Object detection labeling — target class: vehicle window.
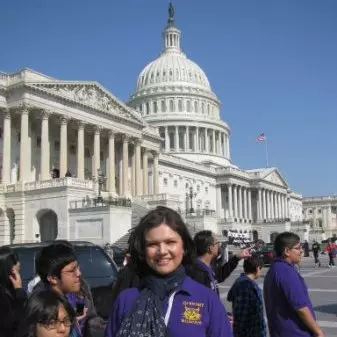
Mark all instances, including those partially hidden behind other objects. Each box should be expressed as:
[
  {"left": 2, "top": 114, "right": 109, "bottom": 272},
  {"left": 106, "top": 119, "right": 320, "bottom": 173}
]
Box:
[
  {"left": 14, "top": 248, "right": 40, "bottom": 282},
  {"left": 75, "top": 246, "right": 117, "bottom": 279},
  {"left": 263, "top": 244, "right": 274, "bottom": 252}
]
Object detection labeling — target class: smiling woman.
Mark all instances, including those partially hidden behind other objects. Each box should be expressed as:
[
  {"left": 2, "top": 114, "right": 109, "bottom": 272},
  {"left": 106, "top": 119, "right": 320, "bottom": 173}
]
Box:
[{"left": 104, "top": 206, "right": 232, "bottom": 337}]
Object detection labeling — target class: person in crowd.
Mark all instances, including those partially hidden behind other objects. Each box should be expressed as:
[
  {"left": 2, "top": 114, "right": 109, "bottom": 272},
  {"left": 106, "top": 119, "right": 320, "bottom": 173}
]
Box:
[
  {"left": 227, "top": 254, "right": 266, "bottom": 337},
  {"left": 326, "top": 239, "right": 336, "bottom": 268},
  {"left": 33, "top": 242, "right": 87, "bottom": 336},
  {"left": 264, "top": 232, "right": 324, "bottom": 337},
  {"left": 312, "top": 240, "right": 321, "bottom": 268},
  {"left": 0, "top": 246, "right": 27, "bottom": 337},
  {"left": 21, "top": 290, "right": 76, "bottom": 337},
  {"left": 104, "top": 206, "right": 232, "bottom": 337},
  {"left": 303, "top": 240, "right": 310, "bottom": 257},
  {"left": 28, "top": 253, "right": 41, "bottom": 294},
  {"left": 193, "top": 230, "right": 250, "bottom": 295}
]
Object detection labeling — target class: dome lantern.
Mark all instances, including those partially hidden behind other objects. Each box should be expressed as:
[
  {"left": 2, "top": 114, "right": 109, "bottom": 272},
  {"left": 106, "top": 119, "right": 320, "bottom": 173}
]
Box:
[{"left": 162, "top": 2, "right": 181, "bottom": 53}]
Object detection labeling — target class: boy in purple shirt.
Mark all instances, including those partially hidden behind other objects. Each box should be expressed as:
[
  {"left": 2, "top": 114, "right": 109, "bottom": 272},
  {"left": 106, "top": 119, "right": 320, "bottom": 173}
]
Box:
[{"left": 263, "top": 232, "right": 324, "bottom": 337}]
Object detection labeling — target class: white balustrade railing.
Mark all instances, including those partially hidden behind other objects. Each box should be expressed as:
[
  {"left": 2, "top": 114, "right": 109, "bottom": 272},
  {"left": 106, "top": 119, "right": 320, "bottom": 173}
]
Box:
[
  {"left": 140, "top": 193, "right": 181, "bottom": 202},
  {"left": 25, "top": 177, "right": 94, "bottom": 191},
  {"left": 0, "top": 178, "right": 94, "bottom": 193}
]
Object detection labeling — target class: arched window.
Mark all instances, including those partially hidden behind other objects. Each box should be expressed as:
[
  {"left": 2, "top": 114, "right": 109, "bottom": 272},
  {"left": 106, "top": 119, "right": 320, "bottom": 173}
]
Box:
[
  {"left": 153, "top": 101, "right": 158, "bottom": 113},
  {"left": 186, "top": 100, "right": 191, "bottom": 112},
  {"left": 146, "top": 102, "right": 150, "bottom": 115},
  {"left": 201, "top": 102, "right": 205, "bottom": 114},
  {"left": 178, "top": 99, "right": 183, "bottom": 112},
  {"left": 169, "top": 100, "right": 174, "bottom": 112},
  {"left": 169, "top": 132, "right": 174, "bottom": 149},
  {"left": 194, "top": 101, "right": 198, "bottom": 113},
  {"left": 161, "top": 100, "right": 166, "bottom": 113}
]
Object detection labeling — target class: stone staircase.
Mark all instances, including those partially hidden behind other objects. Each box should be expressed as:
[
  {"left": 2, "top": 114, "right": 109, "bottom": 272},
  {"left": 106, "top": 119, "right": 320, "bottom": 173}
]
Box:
[{"left": 113, "top": 201, "right": 149, "bottom": 249}]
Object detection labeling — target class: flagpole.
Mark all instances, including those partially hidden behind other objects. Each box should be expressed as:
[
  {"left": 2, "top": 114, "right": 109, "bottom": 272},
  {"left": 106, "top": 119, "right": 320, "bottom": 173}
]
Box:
[{"left": 265, "top": 138, "right": 269, "bottom": 168}]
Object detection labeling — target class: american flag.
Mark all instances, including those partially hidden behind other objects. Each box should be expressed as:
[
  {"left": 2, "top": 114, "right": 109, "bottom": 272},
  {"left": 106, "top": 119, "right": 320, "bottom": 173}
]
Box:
[{"left": 256, "top": 133, "right": 266, "bottom": 142}]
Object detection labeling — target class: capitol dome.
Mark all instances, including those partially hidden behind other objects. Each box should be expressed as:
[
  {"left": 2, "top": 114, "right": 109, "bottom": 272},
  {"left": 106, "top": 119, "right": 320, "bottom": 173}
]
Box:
[
  {"left": 136, "top": 43, "right": 211, "bottom": 91},
  {"left": 128, "top": 3, "right": 231, "bottom": 166}
]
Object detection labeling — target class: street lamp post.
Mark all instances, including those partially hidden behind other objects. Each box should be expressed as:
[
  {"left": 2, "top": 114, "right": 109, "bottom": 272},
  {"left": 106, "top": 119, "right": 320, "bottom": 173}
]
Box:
[
  {"left": 97, "top": 168, "right": 106, "bottom": 203},
  {"left": 186, "top": 186, "right": 196, "bottom": 214}
]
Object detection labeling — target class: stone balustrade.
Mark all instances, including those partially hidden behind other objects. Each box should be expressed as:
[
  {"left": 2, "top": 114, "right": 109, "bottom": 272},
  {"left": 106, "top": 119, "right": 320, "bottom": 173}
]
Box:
[{"left": 0, "top": 177, "right": 94, "bottom": 193}]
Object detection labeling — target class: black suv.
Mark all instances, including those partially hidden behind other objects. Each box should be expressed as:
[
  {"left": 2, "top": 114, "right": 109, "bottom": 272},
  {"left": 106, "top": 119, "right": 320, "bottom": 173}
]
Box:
[{"left": 4, "top": 241, "right": 118, "bottom": 290}]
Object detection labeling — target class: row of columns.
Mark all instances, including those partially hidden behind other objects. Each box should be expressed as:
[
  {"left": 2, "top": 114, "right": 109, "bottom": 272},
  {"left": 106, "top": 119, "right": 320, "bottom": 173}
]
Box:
[
  {"left": 162, "top": 125, "right": 230, "bottom": 157},
  {"left": 216, "top": 184, "right": 289, "bottom": 221},
  {"left": 309, "top": 206, "right": 332, "bottom": 228},
  {"left": 256, "top": 188, "right": 289, "bottom": 221},
  {"left": 1, "top": 108, "right": 160, "bottom": 197}
]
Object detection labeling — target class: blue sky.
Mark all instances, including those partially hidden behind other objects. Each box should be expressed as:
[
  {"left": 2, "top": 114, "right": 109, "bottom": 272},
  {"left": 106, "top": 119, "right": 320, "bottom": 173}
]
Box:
[{"left": 1, "top": 0, "right": 337, "bottom": 196}]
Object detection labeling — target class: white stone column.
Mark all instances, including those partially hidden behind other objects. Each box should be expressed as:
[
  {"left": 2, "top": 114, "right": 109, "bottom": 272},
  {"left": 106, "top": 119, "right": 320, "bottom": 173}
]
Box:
[
  {"left": 277, "top": 193, "right": 282, "bottom": 219},
  {"left": 77, "top": 122, "right": 85, "bottom": 180},
  {"left": 327, "top": 206, "right": 332, "bottom": 228},
  {"left": 122, "top": 135, "right": 129, "bottom": 197},
  {"left": 153, "top": 151, "right": 159, "bottom": 195},
  {"left": 226, "top": 134, "right": 230, "bottom": 158},
  {"left": 262, "top": 189, "right": 267, "bottom": 220},
  {"left": 216, "top": 185, "right": 222, "bottom": 218},
  {"left": 270, "top": 191, "right": 275, "bottom": 219},
  {"left": 92, "top": 127, "right": 101, "bottom": 180},
  {"left": 238, "top": 186, "right": 243, "bottom": 219},
  {"left": 322, "top": 207, "right": 327, "bottom": 228},
  {"left": 258, "top": 189, "right": 262, "bottom": 221},
  {"left": 2, "top": 110, "right": 11, "bottom": 184},
  {"left": 195, "top": 127, "right": 199, "bottom": 152},
  {"left": 131, "top": 145, "right": 136, "bottom": 196},
  {"left": 282, "top": 195, "right": 286, "bottom": 218},
  {"left": 273, "top": 192, "right": 277, "bottom": 219},
  {"left": 248, "top": 189, "right": 252, "bottom": 220},
  {"left": 233, "top": 185, "right": 238, "bottom": 218},
  {"left": 59, "top": 117, "right": 68, "bottom": 177},
  {"left": 219, "top": 133, "right": 223, "bottom": 156},
  {"left": 40, "top": 111, "right": 50, "bottom": 181},
  {"left": 183, "top": 127, "right": 187, "bottom": 151},
  {"left": 205, "top": 128, "right": 209, "bottom": 153},
  {"left": 212, "top": 129, "right": 216, "bottom": 154},
  {"left": 186, "top": 126, "right": 190, "bottom": 151},
  {"left": 228, "top": 184, "right": 233, "bottom": 218},
  {"left": 243, "top": 187, "right": 248, "bottom": 220},
  {"left": 286, "top": 197, "right": 290, "bottom": 219},
  {"left": 165, "top": 127, "right": 170, "bottom": 152},
  {"left": 135, "top": 139, "right": 142, "bottom": 196},
  {"left": 108, "top": 131, "right": 116, "bottom": 194},
  {"left": 274, "top": 192, "right": 279, "bottom": 219},
  {"left": 266, "top": 190, "right": 271, "bottom": 219},
  {"left": 217, "top": 131, "right": 221, "bottom": 155},
  {"left": 175, "top": 126, "right": 179, "bottom": 151},
  {"left": 143, "top": 149, "right": 149, "bottom": 195},
  {"left": 19, "top": 107, "right": 29, "bottom": 182}
]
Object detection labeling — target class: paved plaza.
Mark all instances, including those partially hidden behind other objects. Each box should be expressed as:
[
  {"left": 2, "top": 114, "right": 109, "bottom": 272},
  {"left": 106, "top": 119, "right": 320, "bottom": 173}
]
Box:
[{"left": 220, "top": 256, "right": 337, "bottom": 337}]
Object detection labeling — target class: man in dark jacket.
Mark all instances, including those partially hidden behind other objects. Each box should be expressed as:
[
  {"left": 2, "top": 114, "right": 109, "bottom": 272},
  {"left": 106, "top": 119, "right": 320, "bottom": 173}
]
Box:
[
  {"left": 227, "top": 254, "right": 266, "bottom": 337},
  {"left": 194, "top": 230, "right": 250, "bottom": 295}
]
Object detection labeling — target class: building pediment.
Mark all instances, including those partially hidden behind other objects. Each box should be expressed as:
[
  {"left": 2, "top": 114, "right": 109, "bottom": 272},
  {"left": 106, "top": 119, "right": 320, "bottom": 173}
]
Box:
[
  {"left": 27, "top": 82, "right": 144, "bottom": 126},
  {"left": 263, "top": 169, "right": 288, "bottom": 188}
]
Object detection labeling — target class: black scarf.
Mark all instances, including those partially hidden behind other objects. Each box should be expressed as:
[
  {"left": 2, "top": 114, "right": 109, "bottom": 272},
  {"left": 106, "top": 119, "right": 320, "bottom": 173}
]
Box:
[{"left": 116, "top": 265, "right": 186, "bottom": 337}]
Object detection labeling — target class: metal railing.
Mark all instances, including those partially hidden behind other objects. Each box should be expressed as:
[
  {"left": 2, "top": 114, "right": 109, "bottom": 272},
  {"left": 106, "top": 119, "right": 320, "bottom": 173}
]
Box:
[{"left": 69, "top": 196, "right": 132, "bottom": 209}]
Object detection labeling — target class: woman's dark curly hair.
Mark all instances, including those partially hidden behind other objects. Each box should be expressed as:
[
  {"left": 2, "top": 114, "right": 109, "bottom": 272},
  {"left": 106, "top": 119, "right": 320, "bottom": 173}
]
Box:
[{"left": 129, "top": 206, "right": 196, "bottom": 272}]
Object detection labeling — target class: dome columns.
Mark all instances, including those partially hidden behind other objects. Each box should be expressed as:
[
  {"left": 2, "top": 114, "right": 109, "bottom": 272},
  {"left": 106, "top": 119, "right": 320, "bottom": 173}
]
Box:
[{"left": 160, "top": 124, "right": 230, "bottom": 158}]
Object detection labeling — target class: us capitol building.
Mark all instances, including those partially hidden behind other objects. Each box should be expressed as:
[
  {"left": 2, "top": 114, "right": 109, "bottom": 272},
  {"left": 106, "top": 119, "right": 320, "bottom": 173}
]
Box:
[{"left": 0, "top": 5, "right": 308, "bottom": 246}]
